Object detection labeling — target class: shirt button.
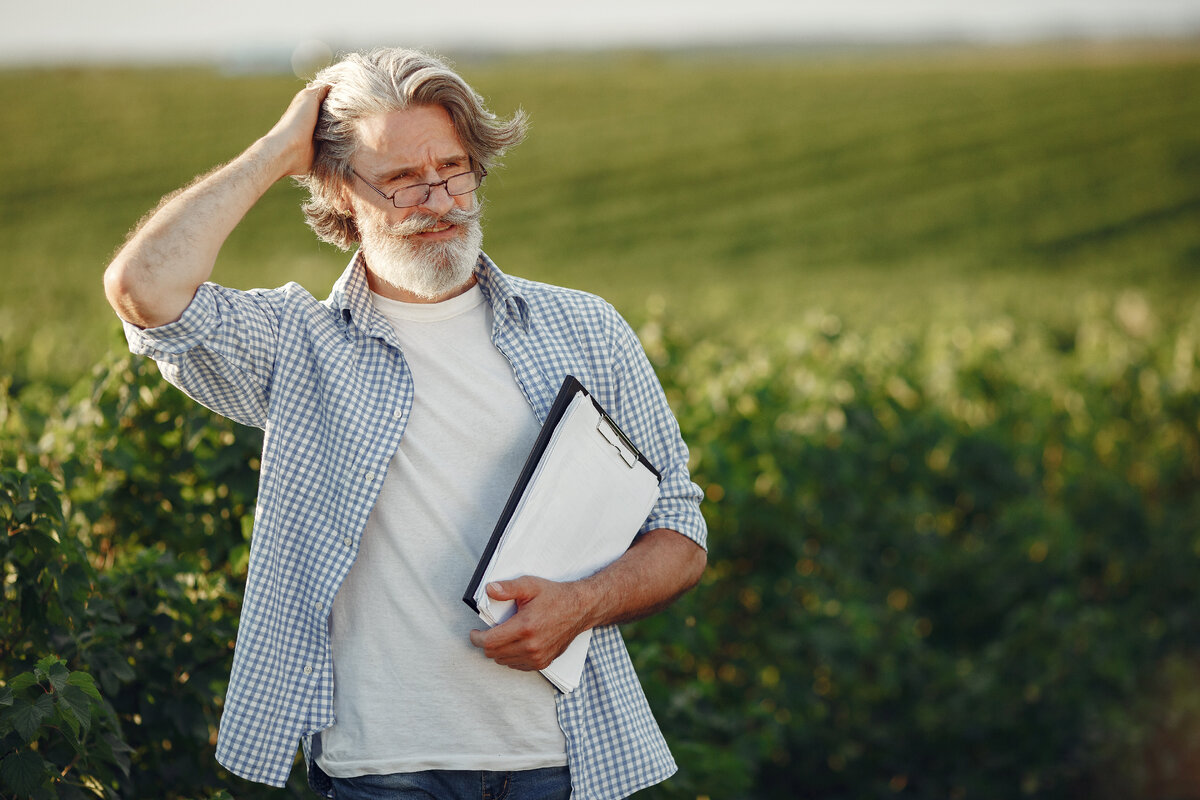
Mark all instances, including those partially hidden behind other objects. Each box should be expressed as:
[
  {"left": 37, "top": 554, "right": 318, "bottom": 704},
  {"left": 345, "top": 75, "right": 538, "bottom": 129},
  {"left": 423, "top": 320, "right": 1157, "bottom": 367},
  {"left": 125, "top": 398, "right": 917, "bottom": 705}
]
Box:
[
  {"left": 343, "top": 536, "right": 352, "bottom": 547},
  {"left": 315, "top": 602, "right": 324, "bottom": 611},
  {"left": 392, "top": 409, "right": 403, "bottom": 420},
  {"left": 365, "top": 472, "right": 376, "bottom": 483},
  {"left": 303, "top": 665, "right": 313, "bottom": 675}
]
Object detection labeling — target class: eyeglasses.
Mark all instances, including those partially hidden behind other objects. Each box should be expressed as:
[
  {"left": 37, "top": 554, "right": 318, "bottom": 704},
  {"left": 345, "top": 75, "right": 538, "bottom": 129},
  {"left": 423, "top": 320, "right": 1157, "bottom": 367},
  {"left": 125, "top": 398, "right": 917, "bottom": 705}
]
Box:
[{"left": 351, "top": 166, "right": 487, "bottom": 209}]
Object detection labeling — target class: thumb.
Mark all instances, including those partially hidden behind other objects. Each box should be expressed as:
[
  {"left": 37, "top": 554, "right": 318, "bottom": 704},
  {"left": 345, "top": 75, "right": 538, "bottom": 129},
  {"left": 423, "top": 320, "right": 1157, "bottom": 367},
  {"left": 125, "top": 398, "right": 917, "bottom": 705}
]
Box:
[{"left": 486, "top": 578, "right": 531, "bottom": 602}]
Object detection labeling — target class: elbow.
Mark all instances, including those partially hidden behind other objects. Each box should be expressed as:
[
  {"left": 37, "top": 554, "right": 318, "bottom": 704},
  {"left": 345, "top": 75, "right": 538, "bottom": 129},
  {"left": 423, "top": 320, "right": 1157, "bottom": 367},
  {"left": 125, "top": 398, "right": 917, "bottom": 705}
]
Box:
[
  {"left": 692, "top": 545, "right": 708, "bottom": 589},
  {"left": 661, "top": 529, "right": 707, "bottom": 593},
  {"left": 103, "top": 258, "right": 134, "bottom": 318},
  {"left": 682, "top": 540, "right": 707, "bottom": 593},
  {"left": 103, "top": 253, "right": 184, "bottom": 329},
  {"left": 103, "top": 257, "right": 140, "bottom": 324}
]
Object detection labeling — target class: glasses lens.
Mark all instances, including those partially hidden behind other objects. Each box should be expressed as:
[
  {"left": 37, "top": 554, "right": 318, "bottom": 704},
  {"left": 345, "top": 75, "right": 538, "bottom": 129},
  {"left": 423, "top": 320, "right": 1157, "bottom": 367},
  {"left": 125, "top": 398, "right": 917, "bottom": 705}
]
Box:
[
  {"left": 388, "top": 171, "right": 483, "bottom": 208},
  {"left": 445, "top": 171, "right": 483, "bottom": 197},
  {"left": 393, "top": 185, "right": 431, "bottom": 208}
]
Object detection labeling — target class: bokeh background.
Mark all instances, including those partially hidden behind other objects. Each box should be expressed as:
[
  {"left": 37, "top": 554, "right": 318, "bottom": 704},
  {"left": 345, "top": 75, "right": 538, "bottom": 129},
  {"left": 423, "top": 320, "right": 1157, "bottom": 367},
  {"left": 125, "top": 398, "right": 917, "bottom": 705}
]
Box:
[{"left": 2, "top": 2, "right": 1200, "bottom": 798}]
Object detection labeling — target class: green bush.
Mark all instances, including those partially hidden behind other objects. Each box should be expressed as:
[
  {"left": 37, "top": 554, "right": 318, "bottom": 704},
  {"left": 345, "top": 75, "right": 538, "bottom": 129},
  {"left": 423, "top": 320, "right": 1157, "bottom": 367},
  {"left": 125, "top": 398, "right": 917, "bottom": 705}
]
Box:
[
  {"left": 630, "top": 295, "right": 1200, "bottom": 798},
  {"left": 0, "top": 656, "right": 123, "bottom": 800},
  {"left": 3, "top": 293, "right": 1199, "bottom": 798},
  {"left": 1, "top": 468, "right": 129, "bottom": 800},
  {"left": 3, "top": 362, "right": 302, "bottom": 799}
]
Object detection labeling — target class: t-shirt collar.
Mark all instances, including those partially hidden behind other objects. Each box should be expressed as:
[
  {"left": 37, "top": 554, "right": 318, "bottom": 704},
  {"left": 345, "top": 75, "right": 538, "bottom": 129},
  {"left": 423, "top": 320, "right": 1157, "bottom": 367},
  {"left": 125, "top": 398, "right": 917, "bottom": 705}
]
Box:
[{"left": 329, "top": 250, "right": 530, "bottom": 332}]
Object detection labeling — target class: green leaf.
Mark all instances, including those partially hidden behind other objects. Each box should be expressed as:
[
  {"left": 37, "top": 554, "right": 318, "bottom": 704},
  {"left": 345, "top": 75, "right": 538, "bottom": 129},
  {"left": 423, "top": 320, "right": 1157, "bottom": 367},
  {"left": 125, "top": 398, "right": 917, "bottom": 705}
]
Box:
[
  {"left": 0, "top": 685, "right": 12, "bottom": 708},
  {"left": 56, "top": 684, "right": 93, "bottom": 736},
  {"left": 13, "top": 499, "right": 36, "bottom": 521},
  {"left": 0, "top": 750, "right": 49, "bottom": 798},
  {"left": 35, "top": 655, "right": 62, "bottom": 679},
  {"left": 65, "top": 671, "right": 102, "bottom": 701},
  {"left": 98, "top": 731, "right": 132, "bottom": 778},
  {"left": 46, "top": 661, "right": 70, "bottom": 694},
  {"left": 107, "top": 656, "right": 135, "bottom": 686},
  {"left": 55, "top": 695, "right": 82, "bottom": 740},
  {"left": 3, "top": 694, "right": 54, "bottom": 741},
  {"left": 6, "top": 672, "right": 38, "bottom": 693}
]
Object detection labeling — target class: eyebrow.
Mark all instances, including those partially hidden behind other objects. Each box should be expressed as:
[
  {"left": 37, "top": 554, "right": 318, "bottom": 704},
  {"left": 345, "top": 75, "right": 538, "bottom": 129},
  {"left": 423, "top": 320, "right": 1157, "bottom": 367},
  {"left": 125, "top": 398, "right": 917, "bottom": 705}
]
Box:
[{"left": 375, "top": 154, "right": 471, "bottom": 184}]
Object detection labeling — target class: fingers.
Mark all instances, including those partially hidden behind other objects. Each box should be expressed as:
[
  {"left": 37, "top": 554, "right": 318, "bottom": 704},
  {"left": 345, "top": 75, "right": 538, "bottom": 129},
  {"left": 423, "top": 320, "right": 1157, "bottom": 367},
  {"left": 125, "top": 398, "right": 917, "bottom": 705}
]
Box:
[
  {"left": 486, "top": 578, "right": 534, "bottom": 602},
  {"left": 470, "top": 623, "right": 545, "bottom": 671},
  {"left": 469, "top": 594, "right": 554, "bottom": 670},
  {"left": 299, "top": 82, "right": 331, "bottom": 112},
  {"left": 485, "top": 581, "right": 511, "bottom": 601},
  {"left": 473, "top": 610, "right": 531, "bottom": 651},
  {"left": 305, "top": 79, "right": 332, "bottom": 95},
  {"left": 266, "top": 84, "right": 330, "bottom": 178}
]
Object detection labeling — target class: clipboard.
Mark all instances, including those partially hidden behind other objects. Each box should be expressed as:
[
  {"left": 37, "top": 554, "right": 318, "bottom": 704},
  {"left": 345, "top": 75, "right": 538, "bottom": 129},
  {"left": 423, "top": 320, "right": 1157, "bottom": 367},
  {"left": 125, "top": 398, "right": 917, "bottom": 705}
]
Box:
[{"left": 463, "top": 375, "right": 662, "bottom": 692}]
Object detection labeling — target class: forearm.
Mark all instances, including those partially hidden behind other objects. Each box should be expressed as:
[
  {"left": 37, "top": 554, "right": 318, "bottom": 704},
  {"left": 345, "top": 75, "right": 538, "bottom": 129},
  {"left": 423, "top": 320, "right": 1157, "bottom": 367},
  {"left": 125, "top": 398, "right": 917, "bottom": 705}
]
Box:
[
  {"left": 469, "top": 528, "right": 706, "bottom": 671},
  {"left": 572, "top": 528, "right": 706, "bottom": 630},
  {"left": 104, "top": 140, "right": 286, "bottom": 327},
  {"left": 104, "top": 84, "right": 327, "bottom": 328}
]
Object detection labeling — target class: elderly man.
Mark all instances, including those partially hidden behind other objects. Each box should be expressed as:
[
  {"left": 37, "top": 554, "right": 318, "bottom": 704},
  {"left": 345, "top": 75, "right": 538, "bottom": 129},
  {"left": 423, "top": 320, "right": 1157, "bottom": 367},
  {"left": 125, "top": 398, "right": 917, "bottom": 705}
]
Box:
[{"left": 103, "top": 48, "right": 706, "bottom": 800}]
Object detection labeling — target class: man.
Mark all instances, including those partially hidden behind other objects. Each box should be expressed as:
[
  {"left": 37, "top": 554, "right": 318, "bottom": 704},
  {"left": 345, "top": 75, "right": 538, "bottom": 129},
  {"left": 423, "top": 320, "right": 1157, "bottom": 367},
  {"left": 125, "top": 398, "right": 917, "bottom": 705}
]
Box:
[{"left": 104, "top": 48, "right": 706, "bottom": 800}]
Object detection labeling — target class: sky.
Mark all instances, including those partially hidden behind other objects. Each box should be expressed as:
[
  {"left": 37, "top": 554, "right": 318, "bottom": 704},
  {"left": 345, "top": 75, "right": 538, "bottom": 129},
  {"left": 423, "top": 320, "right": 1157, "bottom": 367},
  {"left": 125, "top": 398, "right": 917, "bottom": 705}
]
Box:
[{"left": 5, "top": 0, "right": 1200, "bottom": 67}]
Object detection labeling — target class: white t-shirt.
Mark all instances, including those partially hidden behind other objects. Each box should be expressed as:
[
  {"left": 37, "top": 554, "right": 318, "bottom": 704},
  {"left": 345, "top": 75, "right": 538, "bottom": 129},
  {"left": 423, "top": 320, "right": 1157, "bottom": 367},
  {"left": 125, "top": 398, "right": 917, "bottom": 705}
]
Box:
[{"left": 315, "top": 284, "right": 567, "bottom": 778}]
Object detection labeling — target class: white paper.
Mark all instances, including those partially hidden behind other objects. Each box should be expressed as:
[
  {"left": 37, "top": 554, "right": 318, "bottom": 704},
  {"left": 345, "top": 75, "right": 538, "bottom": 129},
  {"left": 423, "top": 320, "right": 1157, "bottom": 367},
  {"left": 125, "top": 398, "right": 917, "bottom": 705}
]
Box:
[{"left": 473, "top": 390, "right": 660, "bottom": 692}]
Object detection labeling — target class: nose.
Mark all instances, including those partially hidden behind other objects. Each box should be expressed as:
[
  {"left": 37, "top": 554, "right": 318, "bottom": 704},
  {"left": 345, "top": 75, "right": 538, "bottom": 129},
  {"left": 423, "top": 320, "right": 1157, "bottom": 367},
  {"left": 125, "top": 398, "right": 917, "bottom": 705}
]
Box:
[{"left": 417, "top": 179, "right": 456, "bottom": 217}]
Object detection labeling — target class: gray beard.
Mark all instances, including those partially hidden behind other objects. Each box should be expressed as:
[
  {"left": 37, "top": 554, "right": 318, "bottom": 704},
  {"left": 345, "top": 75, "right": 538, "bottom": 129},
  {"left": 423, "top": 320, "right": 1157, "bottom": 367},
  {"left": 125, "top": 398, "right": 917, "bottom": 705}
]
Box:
[{"left": 359, "top": 206, "right": 484, "bottom": 300}]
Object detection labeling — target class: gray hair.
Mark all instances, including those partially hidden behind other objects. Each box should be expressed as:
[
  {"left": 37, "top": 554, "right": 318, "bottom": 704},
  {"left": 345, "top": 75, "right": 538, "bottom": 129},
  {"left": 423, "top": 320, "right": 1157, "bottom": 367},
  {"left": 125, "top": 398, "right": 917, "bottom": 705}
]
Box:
[{"left": 296, "top": 48, "right": 528, "bottom": 250}]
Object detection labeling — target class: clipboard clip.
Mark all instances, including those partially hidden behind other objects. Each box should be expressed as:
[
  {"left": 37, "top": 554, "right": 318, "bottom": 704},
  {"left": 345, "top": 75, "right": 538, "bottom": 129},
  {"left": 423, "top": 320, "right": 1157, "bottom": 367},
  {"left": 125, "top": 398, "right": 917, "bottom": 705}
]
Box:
[{"left": 597, "top": 414, "right": 638, "bottom": 469}]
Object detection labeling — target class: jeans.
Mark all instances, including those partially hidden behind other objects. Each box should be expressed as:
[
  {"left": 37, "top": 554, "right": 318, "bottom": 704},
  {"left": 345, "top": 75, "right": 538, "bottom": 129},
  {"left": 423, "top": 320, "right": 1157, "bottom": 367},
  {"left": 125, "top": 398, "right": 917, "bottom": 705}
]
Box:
[{"left": 329, "top": 767, "right": 572, "bottom": 800}]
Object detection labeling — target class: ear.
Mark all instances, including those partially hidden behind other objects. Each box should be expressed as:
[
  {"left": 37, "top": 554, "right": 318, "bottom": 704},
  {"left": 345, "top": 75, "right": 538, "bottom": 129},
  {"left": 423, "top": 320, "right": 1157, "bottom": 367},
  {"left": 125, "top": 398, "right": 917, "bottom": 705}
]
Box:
[{"left": 333, "top": 178, "right": 356, "bottom": 218}]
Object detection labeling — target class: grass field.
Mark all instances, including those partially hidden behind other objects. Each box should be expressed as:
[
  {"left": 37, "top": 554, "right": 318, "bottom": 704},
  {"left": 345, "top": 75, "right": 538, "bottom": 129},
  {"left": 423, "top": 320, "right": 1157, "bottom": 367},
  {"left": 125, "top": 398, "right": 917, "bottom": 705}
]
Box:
[
  {"left": 1, "top": 41, "right": 1198, "bottom": 384},
  {"left": 3, "top": 40, "right": 1200, "bottom": 798}
]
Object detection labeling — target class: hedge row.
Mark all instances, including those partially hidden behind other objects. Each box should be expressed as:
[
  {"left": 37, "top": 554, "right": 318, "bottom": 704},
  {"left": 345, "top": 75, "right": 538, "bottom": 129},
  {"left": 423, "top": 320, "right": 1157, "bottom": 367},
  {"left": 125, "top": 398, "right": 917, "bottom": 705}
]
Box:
[
  {"left": 633, "top": 295, "right": 1200, "bottom": 798},
  {"left": 3, "top": 293, "right": 1199, "bottom": 798}
]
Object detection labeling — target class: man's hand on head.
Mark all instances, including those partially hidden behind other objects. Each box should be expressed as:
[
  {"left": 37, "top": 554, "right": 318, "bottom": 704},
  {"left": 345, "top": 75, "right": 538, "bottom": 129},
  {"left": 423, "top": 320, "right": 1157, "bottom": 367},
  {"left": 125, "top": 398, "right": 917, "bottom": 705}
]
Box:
[
  {"left": 264, "top": 83, "right": 331, "bottom": 179},
  {"left": 468, "top": 577, "right": 593, "bottom": 672},
  {"left": 104, "top": 82, "right": 333, "bottom": 329}
]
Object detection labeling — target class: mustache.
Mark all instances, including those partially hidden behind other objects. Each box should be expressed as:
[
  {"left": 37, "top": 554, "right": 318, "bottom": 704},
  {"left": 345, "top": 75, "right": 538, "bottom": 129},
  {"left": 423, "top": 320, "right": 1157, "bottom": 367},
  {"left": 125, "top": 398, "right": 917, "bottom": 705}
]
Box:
[{"left": 383, "top": 204, "right": 483, "bottom": 238}]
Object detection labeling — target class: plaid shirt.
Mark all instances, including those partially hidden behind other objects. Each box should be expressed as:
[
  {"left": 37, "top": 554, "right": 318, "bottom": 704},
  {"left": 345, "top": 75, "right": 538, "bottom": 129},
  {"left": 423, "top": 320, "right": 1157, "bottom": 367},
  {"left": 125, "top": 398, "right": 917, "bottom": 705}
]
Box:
[{"left": 122, "top": 252, "right": 707, "bottom": 799}]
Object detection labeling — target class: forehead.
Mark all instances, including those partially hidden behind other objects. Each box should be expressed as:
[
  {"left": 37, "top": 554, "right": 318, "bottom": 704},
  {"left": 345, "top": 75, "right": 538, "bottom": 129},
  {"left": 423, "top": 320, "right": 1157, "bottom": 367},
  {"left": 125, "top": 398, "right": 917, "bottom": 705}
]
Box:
[{"left": 352, "top": 105, "right": 466, "bottom": 171}]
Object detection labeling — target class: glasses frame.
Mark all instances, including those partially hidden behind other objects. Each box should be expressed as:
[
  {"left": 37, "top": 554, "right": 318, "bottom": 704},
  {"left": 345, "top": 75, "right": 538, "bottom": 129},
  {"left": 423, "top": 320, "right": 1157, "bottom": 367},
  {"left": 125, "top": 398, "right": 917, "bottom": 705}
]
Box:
[{"left": 351, "top": 164, "right": 488, "bottom": 209}]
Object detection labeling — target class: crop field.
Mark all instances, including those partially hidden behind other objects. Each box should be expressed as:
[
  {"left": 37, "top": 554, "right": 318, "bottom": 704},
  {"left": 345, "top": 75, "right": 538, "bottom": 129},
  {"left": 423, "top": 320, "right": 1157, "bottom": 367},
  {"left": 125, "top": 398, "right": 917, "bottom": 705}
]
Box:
[
  {"left": 0, "top": 41, "right": 1198, "bottom": 384},
  {"left": 3, "top": 41, "right": 1200, "bottom": 799}
]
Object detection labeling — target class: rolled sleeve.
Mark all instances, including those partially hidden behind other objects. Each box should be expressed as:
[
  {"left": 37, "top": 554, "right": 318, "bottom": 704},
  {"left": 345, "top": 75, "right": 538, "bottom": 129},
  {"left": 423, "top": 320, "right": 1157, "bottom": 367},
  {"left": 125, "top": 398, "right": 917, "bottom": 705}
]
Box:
[
  {"left": 123, "top": 282, "right": 223, "bottom": 357},
  {"left": 121, "top": 282, "right": 283, "bottom": 430},
  {"left": 607, "top": 312, "right": 707, "bottom": 551}
]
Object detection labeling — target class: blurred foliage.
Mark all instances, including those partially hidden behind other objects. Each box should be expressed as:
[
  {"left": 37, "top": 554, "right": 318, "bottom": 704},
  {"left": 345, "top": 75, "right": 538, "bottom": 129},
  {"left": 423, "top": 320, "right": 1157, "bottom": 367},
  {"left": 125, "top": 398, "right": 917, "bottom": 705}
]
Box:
[
  {"left": 2, "top": 360, "right": 303, "bottom": 799},
  {"left": 0, "top": 468, "right": 127, "bottom": 800},
  {"left": 3, "top": 290, "right": 1200, "bottom": 797},
  {"left": 627, "top": 291, "right": 1200, "bottom": 798}
]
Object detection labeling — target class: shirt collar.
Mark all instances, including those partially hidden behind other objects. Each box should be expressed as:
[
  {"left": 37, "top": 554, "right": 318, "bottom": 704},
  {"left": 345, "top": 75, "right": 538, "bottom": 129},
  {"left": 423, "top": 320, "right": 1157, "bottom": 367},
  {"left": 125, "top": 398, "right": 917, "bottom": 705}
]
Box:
[
  {"left": 474, "top": 251, "right": 531, "bottom": 331},
  {"left": 327, "top": 250, "right": 374, "bottom": 328},
  {"left": 328, "top": 250, "right": 531, "bottom": 332}
]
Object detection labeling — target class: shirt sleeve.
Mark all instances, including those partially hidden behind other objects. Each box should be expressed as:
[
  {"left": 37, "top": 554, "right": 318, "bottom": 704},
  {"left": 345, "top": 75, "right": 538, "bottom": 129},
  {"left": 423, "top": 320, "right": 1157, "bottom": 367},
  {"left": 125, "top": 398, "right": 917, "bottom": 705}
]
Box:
[
  {"left": 605, "top": 308, "right": 708, "bottom": 551},
  {"left": 122, "top": 282, "right": 282, "bottom": 430}
]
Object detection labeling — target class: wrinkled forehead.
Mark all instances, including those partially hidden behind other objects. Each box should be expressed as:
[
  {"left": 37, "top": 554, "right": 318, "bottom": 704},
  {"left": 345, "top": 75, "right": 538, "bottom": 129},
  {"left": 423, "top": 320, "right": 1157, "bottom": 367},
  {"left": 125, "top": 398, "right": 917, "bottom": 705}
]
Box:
[{"left": 350, "top": 104, "right": 468, "bottom": 174}]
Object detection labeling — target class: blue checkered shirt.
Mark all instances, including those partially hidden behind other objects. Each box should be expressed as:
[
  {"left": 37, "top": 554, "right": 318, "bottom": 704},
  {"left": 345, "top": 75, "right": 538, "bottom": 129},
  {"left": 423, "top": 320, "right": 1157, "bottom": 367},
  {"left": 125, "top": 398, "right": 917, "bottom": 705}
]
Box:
[{"left": 121, "top": 252, "right": 707, "bottom": 799}]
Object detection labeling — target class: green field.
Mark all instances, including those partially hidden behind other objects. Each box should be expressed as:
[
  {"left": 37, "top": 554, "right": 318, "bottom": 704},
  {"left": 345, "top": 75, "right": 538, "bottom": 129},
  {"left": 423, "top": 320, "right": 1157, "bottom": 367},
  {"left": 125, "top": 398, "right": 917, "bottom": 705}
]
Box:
[
  {"left": 3, "top": 41, "right": 1200, "bottom": 798},
  {"left": 1, "top": 41, "right": 1198, "bottom": 384}
]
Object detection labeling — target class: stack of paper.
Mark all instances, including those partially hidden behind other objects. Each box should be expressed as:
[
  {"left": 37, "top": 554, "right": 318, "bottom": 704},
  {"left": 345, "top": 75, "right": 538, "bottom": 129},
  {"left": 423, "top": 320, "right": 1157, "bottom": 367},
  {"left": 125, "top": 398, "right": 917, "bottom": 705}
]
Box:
[{"left": 465, "top": 376, "right": 661, "bottom": 692}]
